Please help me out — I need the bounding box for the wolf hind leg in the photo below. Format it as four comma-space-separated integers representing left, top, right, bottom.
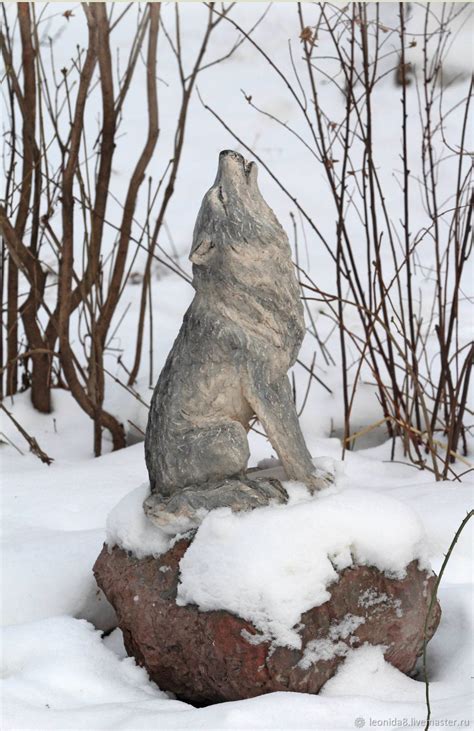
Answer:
150, 419, 250, 497
143, 476, 288, 535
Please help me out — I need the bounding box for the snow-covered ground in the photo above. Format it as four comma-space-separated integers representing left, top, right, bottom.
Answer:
1, 3, 473, 730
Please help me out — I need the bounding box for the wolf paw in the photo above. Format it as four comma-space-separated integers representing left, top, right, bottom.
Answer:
307, 469, 335, 494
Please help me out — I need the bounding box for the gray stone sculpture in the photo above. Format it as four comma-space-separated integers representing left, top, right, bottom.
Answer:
144, 150, 333, 532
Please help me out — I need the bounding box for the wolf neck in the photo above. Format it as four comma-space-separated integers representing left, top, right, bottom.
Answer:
192, 277, 304, 364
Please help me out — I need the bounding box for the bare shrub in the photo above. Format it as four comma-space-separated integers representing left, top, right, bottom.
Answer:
1, 2, 238, 455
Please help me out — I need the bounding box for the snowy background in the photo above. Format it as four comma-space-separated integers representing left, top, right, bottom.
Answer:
1, 3, 473, 730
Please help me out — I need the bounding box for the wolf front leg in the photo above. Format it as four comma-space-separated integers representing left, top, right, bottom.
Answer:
244, 368, 334, 492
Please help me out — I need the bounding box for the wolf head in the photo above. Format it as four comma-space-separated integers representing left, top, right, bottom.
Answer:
190, 150, 286, 268
189, 151, 305, 364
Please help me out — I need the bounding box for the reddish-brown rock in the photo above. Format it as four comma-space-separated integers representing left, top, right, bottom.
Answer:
94, 539, 441, 705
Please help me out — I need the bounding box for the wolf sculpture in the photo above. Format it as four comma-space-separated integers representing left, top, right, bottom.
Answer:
144, 150, 333, 532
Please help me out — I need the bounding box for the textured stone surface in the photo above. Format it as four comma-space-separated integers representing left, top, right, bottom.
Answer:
94, 540, 441, 705
144, 150, 332, 532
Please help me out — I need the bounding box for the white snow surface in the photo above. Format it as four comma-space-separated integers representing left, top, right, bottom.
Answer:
176, 485, 430, 648
106, 483, 170, 559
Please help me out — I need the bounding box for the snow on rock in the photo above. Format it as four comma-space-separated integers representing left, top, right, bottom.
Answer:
105, 483, 170, 559
177, 487, 430, 648
298, 614, 366, 669
102, 457, 341, 558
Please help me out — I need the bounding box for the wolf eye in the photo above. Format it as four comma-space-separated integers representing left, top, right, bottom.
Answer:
190, 238, 215, 264
218, 186, 228, 214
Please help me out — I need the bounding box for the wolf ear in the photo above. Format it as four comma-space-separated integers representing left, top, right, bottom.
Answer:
190, 238, 215, 264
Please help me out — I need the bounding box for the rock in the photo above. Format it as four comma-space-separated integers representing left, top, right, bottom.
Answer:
94, 538, 441, 705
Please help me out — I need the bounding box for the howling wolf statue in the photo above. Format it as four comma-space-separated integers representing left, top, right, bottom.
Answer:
144, 150, 333, 533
